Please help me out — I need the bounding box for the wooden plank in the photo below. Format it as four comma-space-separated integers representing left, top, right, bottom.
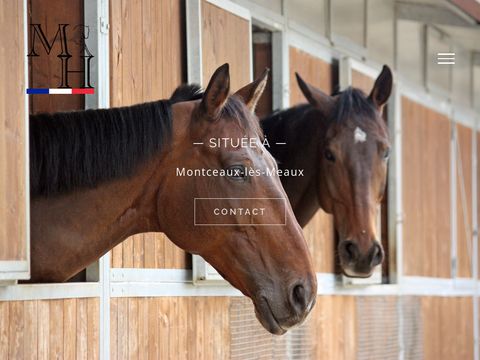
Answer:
158, 298, 170, 359
221, 297, 230, 360
24, 300, 38, 360
155, 234, 166, 268
0, 302, 9, 359
343, 297, 357, 359
161, 0, 172, 95
110, 298, 118, 360
131, 0, 144, 104
8, 301, 24, 360
456, 124, 473, 278
168, 297, 179, 360
144, 233, 156, 268
49, 300, 64, 359
147, 298, 159, 360
117, 298, 129, 360
177, 298, 188, 360
138, 298, 149, 360
402, 97, 451, 277
76, 298, 88, 360
133, 234, 145, 268
111, 245, 123, 268
186, 297, 197, 360
163, 237, 176, 269
63, 299, 77, 360
122, 237, 134, 268
0, 0, 27, 261
201, 0, 251, 90
194, 297, 205, 360
87, 298, 99, 360
37, 300, 50, 360
203, 297, 214, 360
128, 298, 139, 360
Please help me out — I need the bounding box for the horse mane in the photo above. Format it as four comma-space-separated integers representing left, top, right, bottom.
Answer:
263, 87, 376, 124
30, 85, 200, 197
331, 87, 377, 124
170, 84, 203, 103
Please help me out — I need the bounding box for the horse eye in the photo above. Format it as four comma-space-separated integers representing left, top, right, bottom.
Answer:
324, 149, 335, 162
383, 148, 391, 160
227, 165, 247, 181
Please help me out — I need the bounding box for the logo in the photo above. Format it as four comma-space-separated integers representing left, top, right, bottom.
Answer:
27, 23, 95, 95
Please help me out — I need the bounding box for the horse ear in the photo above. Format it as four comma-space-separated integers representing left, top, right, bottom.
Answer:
295, 73, 334, 114
234, 68, 269, 113
200, 63, 230, 120
369, 65, 393, 111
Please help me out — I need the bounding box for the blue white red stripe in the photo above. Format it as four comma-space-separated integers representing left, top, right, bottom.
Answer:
26, 88, 95, 95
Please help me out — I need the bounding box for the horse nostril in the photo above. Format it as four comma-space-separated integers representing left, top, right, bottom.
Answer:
341, 241, 359, 263
370, 243, 384, 267
290, 283, 308, 314
293, 284, 305, 305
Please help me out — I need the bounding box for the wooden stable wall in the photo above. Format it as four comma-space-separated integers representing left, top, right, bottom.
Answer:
456, 124, 473, 278
351, 69, 374, 93
110, 297, 230, 360
289, 46, 336, 273
109, 0, 189, 269
422, 296, 473, 360
107, 294, 474, 360
0, 1, 27, 262
0, 298, 99, 359
201, 1, 251, 90
402, 97, 451, 277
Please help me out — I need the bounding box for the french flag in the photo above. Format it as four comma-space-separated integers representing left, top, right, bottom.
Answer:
26, 88, 95, 95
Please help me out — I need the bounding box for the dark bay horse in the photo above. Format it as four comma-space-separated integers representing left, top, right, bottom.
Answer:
261, 66, 393, 277
29, 64, 316, 334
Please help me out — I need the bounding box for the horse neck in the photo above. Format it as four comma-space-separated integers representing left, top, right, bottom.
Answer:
29, 151, 165, 283
262, 105, 325, 227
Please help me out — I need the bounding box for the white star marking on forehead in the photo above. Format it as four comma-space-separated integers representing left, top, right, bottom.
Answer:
354, 127, 367, 143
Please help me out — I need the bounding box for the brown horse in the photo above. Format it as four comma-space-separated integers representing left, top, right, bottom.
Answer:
29, 64, 317, 334
261, 66, 393, 277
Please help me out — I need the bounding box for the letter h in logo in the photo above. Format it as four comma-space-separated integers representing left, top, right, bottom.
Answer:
27, 24, 94, 88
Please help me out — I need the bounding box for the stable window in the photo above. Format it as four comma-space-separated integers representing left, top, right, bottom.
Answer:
26, 0, 105, 282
